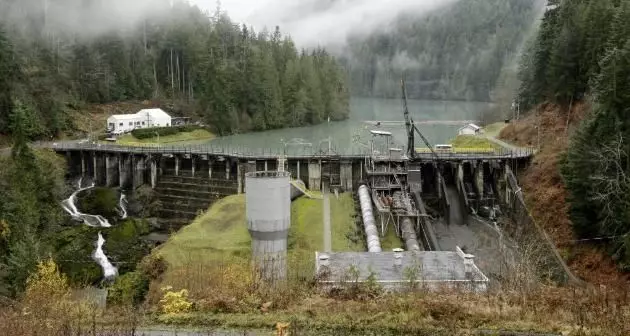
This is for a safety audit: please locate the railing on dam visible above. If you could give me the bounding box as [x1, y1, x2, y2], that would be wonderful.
[44, 141, 536, 160]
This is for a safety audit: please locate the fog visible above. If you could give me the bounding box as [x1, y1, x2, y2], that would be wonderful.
[1, 0, 454, 46]
[192, 0, 457, 47]
[1, 0, 172, 37]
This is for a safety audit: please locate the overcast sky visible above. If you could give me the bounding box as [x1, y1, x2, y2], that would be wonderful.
[187, 0, 455, 47]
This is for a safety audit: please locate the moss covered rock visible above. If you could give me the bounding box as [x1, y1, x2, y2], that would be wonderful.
[77, 187, 119, 221]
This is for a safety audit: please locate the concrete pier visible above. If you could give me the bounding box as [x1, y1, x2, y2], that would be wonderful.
[340, 161, 353, 191]
[119, 154, 132, 189]
[133, 155, 146, 189]
[150, 159, 158, 188]
[308, 161, 322, 191]
[81, 152, 86, 177]
[474, 162, 484, 198]
[175, 156, 180, 176]
[105, 154, 119, 187]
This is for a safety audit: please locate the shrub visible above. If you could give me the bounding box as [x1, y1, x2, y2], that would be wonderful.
[108, 271, 149, 306]
[159, 286, 193, 315]
[105, 219, 151, 274]
[77, 187, 118, 220]
[138, 254, 167, 281]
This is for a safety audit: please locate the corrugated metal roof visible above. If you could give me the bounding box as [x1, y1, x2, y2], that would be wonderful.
[316, 251, 487, 282]
[108, 114, 140, 121]
[137, 108, 171, 119]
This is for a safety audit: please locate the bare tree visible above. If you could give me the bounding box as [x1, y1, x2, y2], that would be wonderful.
[588, 134, 630, 233]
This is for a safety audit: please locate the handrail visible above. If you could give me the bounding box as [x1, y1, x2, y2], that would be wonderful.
[43, 141, 535, 161]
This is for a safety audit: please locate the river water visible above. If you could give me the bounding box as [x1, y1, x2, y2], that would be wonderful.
[206, 97, 492, 155]
[61, 178, 126, 280]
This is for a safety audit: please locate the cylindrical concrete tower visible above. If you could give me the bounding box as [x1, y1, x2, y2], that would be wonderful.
[245, 171, 291, 282]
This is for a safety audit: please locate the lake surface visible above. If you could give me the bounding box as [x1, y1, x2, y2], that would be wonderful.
[204, 97, 493, 156]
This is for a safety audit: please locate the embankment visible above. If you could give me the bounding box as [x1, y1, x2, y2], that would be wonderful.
[499, 102, 629, 284]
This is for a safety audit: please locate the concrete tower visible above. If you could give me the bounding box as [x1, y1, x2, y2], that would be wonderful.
[245, 171, 291, 282]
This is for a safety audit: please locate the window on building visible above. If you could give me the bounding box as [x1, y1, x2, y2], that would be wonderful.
[119, 123, 123, 127]
[129, 122, 133, 126]
[142, 121, 145, 125]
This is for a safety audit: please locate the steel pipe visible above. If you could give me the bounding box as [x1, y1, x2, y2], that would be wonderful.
[401, 218, 421, 251]
[358, 185, 382, 252]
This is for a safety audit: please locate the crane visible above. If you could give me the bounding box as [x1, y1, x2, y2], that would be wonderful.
[401, 78, 441, 163]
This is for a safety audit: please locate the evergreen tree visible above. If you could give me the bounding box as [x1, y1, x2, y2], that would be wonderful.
[0, 26, 16, 133]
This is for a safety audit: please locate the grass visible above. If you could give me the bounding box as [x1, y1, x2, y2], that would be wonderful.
[379, 224, 403, 250]
[330, 193, 364, 252]
[157, 195, 250, 268]
[290, 192, 363, 253]
[449, 135, 498, 150]
[115, 129, 215, 146]
[483, 121, 508, 138]
[157, 191, 363, 286]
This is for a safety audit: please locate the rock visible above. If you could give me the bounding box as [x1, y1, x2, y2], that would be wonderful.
[261, 301, 273, 313]
[146, 217, 161, 230]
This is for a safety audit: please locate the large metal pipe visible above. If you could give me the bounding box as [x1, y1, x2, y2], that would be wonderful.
[358, 185, 382, 252]
[401, 218, 422, 251]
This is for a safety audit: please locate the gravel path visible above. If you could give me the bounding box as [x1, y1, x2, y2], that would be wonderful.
[323, 183, 332, 252]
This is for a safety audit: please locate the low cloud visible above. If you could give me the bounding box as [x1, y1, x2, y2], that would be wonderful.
[194, 0, 457, 47]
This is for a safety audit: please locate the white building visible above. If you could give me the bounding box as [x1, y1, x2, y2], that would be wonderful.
[315, 247, 489, 292]
[107, 108, 172, 134]
[458, 123, 482, 136]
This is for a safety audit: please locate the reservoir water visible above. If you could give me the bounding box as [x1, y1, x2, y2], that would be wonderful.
[205, 97, 493, 155]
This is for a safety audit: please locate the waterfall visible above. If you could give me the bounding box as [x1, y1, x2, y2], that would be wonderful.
[61, 178, 112, 228]
[60, 178, 119, 279]
[118, 193, 128, 220]
[93, 232, 118, 279]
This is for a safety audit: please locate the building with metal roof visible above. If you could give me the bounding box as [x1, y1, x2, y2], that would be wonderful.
[107, 108, 172, 134]
[315, 247, 489, 292]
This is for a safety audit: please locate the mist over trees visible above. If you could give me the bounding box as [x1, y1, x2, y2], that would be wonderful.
[518, 0, 630, 270]
[0, 0, 349, 138]
[340, 0, 541, 102]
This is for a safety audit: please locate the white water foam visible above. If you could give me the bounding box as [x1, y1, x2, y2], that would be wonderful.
[61, 177, 112, 228]
[118, 193, 128, 220]
[93, 232, 118, 279]
[60, 178, 118, 279]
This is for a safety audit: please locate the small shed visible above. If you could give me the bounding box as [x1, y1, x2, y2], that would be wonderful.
[458, 123, 482, 135]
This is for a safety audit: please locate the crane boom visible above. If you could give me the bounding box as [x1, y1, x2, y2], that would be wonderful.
[401, 78, 440, 162]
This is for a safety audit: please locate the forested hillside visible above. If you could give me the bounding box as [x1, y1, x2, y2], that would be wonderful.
[518, 0, 630, 270]
[341, 0, 543, 101]
[0, 0, 349, 138]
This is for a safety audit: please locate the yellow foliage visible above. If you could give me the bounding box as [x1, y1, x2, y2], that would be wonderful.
[159, 286, 193, 315]
[0, 219, 9, 240]
[24, 258, 70, 309]
[276, 322, 290, 336]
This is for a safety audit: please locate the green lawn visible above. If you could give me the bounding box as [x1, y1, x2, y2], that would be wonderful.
[157, 194, 250, 268]
[449, 135, 499, 151]
[483, 122, 508, 138]
[116, 129, 215, 146]
[158, 192, 364, 279]
[289, 193, 364, 254]
[380, 224, 403, 250]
